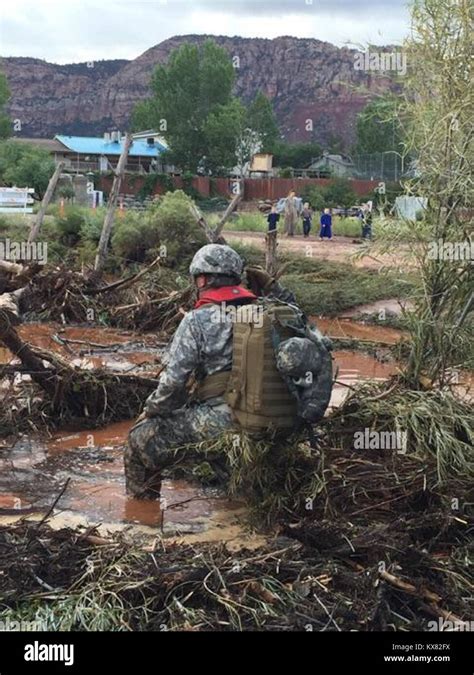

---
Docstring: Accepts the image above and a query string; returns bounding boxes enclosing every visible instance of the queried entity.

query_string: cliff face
[1,36,397,146]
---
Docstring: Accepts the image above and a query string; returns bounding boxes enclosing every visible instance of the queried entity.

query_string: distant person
[361,203,373,240]
[320,208,332,240]
[267,205,280,233]
[302,202,313,238]
[284,190,299,237]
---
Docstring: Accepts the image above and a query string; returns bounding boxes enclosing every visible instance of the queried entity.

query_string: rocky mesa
[1,35,398,146]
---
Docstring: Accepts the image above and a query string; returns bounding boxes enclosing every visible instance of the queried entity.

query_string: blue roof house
[51,131,168,173]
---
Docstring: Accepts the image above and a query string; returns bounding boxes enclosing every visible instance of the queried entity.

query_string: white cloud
[0,0,410,63]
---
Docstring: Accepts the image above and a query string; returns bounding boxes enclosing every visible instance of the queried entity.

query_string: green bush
[323,178,357,208]
[300,184,325,211]
[53,207,86,246]
[111,190,207,267]
[111,211,157,262]
[80,208,107,243]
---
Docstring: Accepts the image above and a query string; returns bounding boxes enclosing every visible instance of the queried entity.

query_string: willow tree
[376,0,473,388]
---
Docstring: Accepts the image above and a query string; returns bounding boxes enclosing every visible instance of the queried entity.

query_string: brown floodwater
[0,319,470,542]
[315,317,405,345]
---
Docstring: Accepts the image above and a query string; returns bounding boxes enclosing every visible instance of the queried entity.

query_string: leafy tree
[322,178,357,208]
[246,92,280,153]
[273,141,322,169]
[300,184,326,211]
[353,95,404,156]
[132,40,235,172]
[204,98,247,173]
[0,71,11,139]
[0,140,55,197]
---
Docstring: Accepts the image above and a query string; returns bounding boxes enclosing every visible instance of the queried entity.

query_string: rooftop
[55,135,166,157]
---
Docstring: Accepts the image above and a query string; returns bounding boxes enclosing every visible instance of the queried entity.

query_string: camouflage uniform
[126,304,237,498]
[125,245,333,499]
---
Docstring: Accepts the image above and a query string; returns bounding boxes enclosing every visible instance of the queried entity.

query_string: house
[12,132,169,174]
[307,152,355,177]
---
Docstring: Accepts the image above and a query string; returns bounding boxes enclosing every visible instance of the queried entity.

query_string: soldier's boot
[124,445,162,500]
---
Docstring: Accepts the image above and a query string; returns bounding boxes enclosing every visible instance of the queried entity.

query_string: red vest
[195,285,256,309]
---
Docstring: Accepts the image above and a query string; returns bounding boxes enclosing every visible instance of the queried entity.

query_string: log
[85,255,161,296]
[213,192,243,241]
[0,309,58,396]
[190,192,242,245]
[265,229,278,277]
[28,162,65,243]
[189,203,217,243]
[0,291,22,325]
[0,260,24,275]
[94,134,132,274]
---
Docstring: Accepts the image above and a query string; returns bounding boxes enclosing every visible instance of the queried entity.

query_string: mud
[226,231,415,270]
[0,320,470,543]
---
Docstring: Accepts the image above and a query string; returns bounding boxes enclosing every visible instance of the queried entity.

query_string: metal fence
[351,153,405,182]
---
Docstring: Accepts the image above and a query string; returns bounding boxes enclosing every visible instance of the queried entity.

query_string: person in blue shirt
[267,205,280,232]
[320,208,333,240]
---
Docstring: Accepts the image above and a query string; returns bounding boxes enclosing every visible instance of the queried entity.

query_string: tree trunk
[265,230,278,276]
[0,310,58,396]
[94,134,132,274]
[28,162,65,243]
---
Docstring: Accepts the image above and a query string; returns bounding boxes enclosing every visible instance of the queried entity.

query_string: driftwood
[85,255,161,296]
[29,162,65,243]
[265,230,278,276]
[94,134,132,274]
[189,192,243,244]
[0,308,159,423]
[0,308,58,396]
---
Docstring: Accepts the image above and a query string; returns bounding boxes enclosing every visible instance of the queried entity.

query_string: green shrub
[323,178,357,208]
[300,184,325,211]
[54,207,86,244]
[80,209,107,243]
[112,190,207,267]
[333,216,362,238]
[111,211,157,262]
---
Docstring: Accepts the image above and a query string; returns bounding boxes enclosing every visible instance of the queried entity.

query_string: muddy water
[316,317,405,345]
[0,318,455,543]
[0,323,165,372]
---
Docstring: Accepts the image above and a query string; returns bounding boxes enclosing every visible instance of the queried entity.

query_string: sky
[0,0,411,64]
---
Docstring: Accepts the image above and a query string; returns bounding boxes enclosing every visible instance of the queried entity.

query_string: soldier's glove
[245,266,275,296]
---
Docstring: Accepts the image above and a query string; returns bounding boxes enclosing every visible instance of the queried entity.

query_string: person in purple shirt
[320,208,332,240]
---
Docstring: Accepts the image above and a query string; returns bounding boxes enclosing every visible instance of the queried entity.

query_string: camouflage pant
[125,401,234,499]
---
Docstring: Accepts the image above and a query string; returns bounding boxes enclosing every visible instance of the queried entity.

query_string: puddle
[0,322,165,372]
[0,320,470,544]
[341,298,414,318]
[316,317,404,345]
[330,350,398,408]
[0,418,252,544]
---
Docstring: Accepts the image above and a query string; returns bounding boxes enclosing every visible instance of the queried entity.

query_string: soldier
[125,244,332,499]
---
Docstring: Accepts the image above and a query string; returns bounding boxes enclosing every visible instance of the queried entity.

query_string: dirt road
[226,231,412,269]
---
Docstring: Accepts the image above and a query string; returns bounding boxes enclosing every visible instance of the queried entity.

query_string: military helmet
[189,244,243,278]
